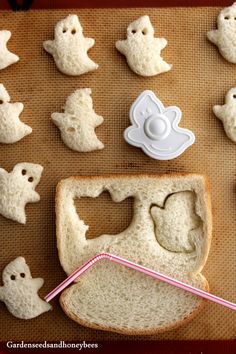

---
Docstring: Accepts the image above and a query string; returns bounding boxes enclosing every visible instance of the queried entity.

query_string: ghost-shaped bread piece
[0,84,32,144]
[207,2,236,63]
[0,30,19,70]
[0,257,52,319]
[0,163,43,224]
[116,16,172,76]
[150,191,201,253]
[43,14,98,76]
[51,88,104,152]
[213,88,236,143]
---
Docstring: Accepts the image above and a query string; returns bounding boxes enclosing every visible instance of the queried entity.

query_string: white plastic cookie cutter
[124,90,195,160]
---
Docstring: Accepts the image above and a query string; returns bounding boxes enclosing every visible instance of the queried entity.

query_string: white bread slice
[56,174,212,335]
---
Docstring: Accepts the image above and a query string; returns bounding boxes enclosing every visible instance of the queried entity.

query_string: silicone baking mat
[0,7,235,341]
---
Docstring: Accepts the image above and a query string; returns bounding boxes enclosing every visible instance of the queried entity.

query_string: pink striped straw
[45,253,236,311]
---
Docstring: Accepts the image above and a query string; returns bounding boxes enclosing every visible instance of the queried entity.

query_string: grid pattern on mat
[0,8,235,340]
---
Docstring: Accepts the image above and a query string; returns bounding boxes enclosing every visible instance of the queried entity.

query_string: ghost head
[0,84,10,103]
[225,87,236,104]
[64,88,93,115]
[2,257,31,286]
[127,16,154,39]
[12,163,43,189]
[218,2,236,29]
[55,14,83,41]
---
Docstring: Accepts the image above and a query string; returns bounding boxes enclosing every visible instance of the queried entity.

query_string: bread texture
[0,163,43,224]
[116,16,172,76]
[0,84,32,144]
[57,174,212,335]
[207,2,236,63]
[0,257,52,319]
[213,87,236,143]
[0,30,19,70]
[43,14,98,76]
[51,88,104,152]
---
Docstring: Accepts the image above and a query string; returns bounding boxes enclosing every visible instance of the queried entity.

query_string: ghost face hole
[142,28,148,35]
[0,100,3,104]
[67,127,76,133]
[62,28,67,33]
[10,275,16,280]
[233,94,236,99]
[20,273,25,278]
[28,177,34,183]
[224,16,230,20]
[71,29,76,34]
[131,29,136,34]
[22,169,27,176]
[75,191,134,239]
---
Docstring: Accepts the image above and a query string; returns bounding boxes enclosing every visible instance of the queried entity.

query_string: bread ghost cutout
[0,163,43,224]
[51,88,104,152]
[213,88,236,142]
[207,2,236,63]
[0,30,19,70]
[0,257,52,319]
[116,16,172,76]
[0,84,32,144]
[151,191,202,253]
[43,14,98,76]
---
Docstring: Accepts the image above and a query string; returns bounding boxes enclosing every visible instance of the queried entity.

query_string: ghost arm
[155,38,168,50]
[51,112,68,128]
[84,37,95,50]
[28,190,40,203]
[1,30,11,42]
[207,30,219,45]
[0,286,5,301]
[93,113,104,127]
[12,102,24,115]
[115,40,128,56]
[32,278,44,291]
[43,40,55,55]
[213,105,225,121]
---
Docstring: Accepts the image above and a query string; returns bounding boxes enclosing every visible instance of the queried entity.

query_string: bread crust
[56,173,212,335]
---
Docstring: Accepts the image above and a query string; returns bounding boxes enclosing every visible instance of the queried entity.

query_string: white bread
[56,174,212,335]
[0,163,43,224]
[0,257,52,319]
[51,88,104,152]
[213,87,236,143]
[207,2,236,63]
[0,30,19,70]
[116,16,172,76]
[0,84,32,144]
[43,14,98,76]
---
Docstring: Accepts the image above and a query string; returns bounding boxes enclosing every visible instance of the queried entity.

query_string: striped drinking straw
[45,252,236,312]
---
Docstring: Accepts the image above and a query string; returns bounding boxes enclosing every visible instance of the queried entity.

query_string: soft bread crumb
[43,14,98,76]
[116,16,172,76]
[0,163,43,223]
[56,174,212,335]
[0,257,52,319]
[51,88,104,152]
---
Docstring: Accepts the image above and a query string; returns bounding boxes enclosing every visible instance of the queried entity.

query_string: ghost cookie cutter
[124,90,195,160]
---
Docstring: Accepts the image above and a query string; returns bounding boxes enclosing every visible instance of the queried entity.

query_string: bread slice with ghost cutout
[56,174,212,335]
